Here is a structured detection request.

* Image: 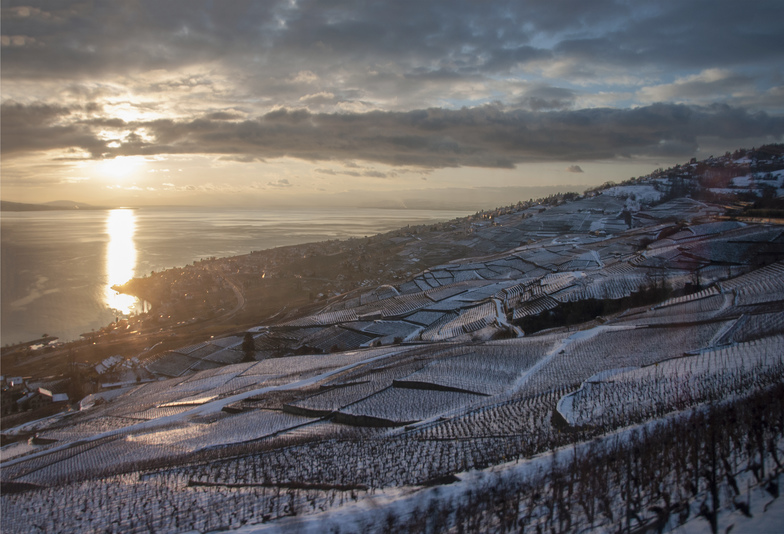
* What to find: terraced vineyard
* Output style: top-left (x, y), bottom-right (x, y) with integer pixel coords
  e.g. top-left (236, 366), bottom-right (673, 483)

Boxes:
top-left (3, 190), bottom-right (784, 533)
top-left (559, 335), bottom-right (784, 428)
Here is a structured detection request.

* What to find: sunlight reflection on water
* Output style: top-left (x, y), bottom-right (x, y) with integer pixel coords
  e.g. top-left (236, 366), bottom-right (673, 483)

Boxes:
top-left (104, 209), bottom-right (140, 315)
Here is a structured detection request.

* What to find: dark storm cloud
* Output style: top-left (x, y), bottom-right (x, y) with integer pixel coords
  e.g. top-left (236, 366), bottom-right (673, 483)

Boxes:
top-left (6, 101), bottom-right (782, 167)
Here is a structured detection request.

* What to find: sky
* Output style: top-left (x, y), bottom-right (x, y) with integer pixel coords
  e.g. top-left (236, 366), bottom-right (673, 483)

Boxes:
top-left (2, 0), bottom-right (784, 208)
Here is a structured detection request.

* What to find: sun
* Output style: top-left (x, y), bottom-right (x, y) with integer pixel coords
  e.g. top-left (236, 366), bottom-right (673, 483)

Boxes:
top-left (95, 156), bottom-right (144, 180)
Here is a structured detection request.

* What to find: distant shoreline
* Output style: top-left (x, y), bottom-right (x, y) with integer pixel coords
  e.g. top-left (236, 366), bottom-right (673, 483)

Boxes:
top-left (1, 201), bottom-right (118, 212)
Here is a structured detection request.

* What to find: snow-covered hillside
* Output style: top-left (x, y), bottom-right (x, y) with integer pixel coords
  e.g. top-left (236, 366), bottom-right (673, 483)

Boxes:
top-left (2, 147), bottom-right (784, 533)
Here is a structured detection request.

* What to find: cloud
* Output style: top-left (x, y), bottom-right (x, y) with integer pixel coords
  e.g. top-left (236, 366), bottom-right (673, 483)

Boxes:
top-left (517, 85), bottom-right (577, 112)
top-left (291, 71), bottom-right (319, 84)
top-left (2, 0), bottom-right (782, 118)
top-left (637, 69), bottom-right (755, 105)
top-left (315, 163), bottom-right (395, 178)
top-left (2, 0), bottom-right (784, 197)
top-left (1, 35), bottom-right (42, 47)
top-left (218, 155), bottom-right (262, 163)
top-left (551, 1), bottom-right (784, 77)
top-left (5, 102), bottom-right (782, 171)
top-left (362, 170), bottom-right (390, 178)
top-left (299, 92), bottom-right (337, 106)
top-left (206, 111), bottom-right (247, 121)
top-left (566, 165), bottom-right (584, 173)
top-left (4, 5), bottom-right (60, 21)
top-left (267, 178), bottom-right (292, 188)
top-left (0, 101), bottom-right (106, 158)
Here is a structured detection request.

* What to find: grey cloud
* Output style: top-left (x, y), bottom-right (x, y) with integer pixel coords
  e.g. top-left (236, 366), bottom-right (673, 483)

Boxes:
top-left (752, 86), bottom-right (784, 112)
top-left (206, 111), bottom-right (247, 121)
top-left (1, 34), bottom-right (43, 47)
top-left (362, 170), bottom-right (390, 178)
top-left (5, 102), bottom-right (782, 169)
top-left (2, 1), bottom-right (283, 77)
top-left (147, 75), bottom-right (217, 93)
top-left (3, 0), bottom-right (782, 114)
top-left (315, 167), bottom-right (360, 177)
top-left (0, 101), bottom-right (106, 157)
top-left (315, 162), bottom-right (393, 178)
top-left (566, 165), bottom-right (584, 173)
top-left (554, 1), bottom-right (784, 76)
top-left (61, 83), bottom-right (117, 103)
top-left (637, 70), bottom-right (757, 106)
top-left (299, 92), bottom-right (337, 105)
top-left (518, 85), bottom-right (577, 111)
top-left (477, 46), bottom-right (555, 74)
top-left (267, 178), bottom-right (292, 188)
top-left (218, 155), bottom-right (261, 162)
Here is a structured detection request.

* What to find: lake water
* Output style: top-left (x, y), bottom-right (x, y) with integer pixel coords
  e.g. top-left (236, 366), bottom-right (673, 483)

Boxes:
top-left (1, 207), bottom-right (471, 345)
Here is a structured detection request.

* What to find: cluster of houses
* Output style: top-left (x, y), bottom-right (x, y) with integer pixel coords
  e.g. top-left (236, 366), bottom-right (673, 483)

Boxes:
top-left (87, 354), bottom-right (154, 389)
top-left (1, 376), bottom-right (69, 416)
top-left (1, 355), bottom-right (146, 417)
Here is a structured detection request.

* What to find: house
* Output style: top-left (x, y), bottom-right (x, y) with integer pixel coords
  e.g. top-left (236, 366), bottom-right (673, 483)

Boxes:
top-left (15, 388), bottom-right (69, 411)
top-left (1, 378), bottom-right (26, 415)
top-left (94, 354), bottom-right (124, 375)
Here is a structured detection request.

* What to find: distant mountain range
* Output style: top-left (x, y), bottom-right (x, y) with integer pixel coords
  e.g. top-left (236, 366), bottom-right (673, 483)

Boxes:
top-left (1, 200), bottom-right (109, 211)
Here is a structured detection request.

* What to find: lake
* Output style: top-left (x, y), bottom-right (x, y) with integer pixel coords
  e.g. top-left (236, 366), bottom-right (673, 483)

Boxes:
top-left (1, 206), bottom-right (471, 345)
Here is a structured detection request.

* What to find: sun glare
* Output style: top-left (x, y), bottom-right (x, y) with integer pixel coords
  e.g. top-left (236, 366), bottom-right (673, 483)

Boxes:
top-left (96, 157), bottom-right (143, 180)
top-left (104, 209), bottom-right (140, 315)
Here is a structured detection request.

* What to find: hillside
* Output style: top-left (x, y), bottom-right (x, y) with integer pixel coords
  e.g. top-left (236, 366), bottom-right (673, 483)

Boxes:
top-left (2, 146), bottom-right (784, 533)
top-left (1, 200), bottom-right (66, 212)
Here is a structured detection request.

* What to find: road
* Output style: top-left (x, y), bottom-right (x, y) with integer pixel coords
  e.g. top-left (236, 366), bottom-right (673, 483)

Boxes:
top-left (200, 266), bottom-right (246, 322)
